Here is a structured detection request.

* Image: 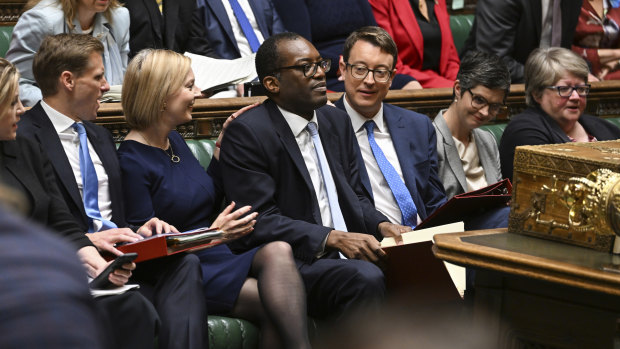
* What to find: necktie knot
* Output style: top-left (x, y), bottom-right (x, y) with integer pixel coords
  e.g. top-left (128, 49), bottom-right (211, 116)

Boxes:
top-left (306, 122), bottom-right (319, 137)
top-left (364, 120), bottom-right (376, 134)
top-left (72, 122), bottom-right (86, 135)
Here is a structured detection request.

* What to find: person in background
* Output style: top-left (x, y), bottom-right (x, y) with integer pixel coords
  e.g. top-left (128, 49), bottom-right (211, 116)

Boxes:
top-left (124, 0), bottom-right (220, 58)
top-left (462, 0), bottom-right (582, 84)
top-left (499, 47), bottom-right (620, 180)
top-left (369, 0), bottom-right (460, 88)
top-left (271, 0), bottom-right (421, 91)
top-left (17, 34), bottom-right (208, 349)
top-left (0, 57), bottom-right (159, 349)
top-left (572, 0), bottom-right (620, 80)
top-left (433, 51), bottom-right (510, 199)
top-left (118, 49), bottom-right (311, 349)
top-left (196, 0), bottom-right (285, 59)
top-left (6, 0), bottom-right (129, 106)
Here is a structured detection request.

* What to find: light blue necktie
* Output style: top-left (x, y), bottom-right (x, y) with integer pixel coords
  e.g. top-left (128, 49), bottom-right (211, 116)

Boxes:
top-left (72, 123), bottom-right (117, 233)
top-left (364, 121), bottom-right (418, 228)
top-left (306, 122), bottom-right (348, 232)
top-left (228, 0), bottom-right (261, 52)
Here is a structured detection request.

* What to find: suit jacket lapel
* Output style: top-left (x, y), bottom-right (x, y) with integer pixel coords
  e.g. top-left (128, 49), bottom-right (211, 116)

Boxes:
top-left (207, 0), bottom-right (239, 54)
top-left (28, 104), bottom-right (86, 219)
top-left (1, 141), bottom-right (40, 207)
top-left (393, 0), bottom-right (423, 62)
top-left (434, 112), bottom-right (468, 193)
top-left (247, 0), bottom-right (269, 37)
top-left (142, 0), bottom-right (163, 44)
top-left (265, 101), bottom-right (322, 223)
top-left (383, 108), bottom-right (426, 216)
top-left (163, 0), bottom-right (179, 49)
top-left (473, 129), bottom-right (499, 184)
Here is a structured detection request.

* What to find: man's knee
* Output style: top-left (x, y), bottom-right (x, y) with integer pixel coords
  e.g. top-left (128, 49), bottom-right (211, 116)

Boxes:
top-left (347, 261), bottom-right (385, 297)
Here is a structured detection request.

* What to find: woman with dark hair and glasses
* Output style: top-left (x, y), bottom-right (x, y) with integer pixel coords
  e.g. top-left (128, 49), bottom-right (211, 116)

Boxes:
top-left (499, 47), bottom-right (620, 180)
top-left (433, 50), bottom-right (510, 199)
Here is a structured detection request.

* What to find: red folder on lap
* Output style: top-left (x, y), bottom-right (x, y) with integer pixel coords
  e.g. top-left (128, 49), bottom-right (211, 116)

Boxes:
top-left (117, 227), bottom-right (224, 262)
top-left (415, 178), bottom-right (512, 230)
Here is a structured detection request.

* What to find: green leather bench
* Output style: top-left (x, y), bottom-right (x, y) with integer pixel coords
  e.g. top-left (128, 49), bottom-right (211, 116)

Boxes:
top-left (449, 14), bottom-right (474, 53)
top-left (0, 26), bottom-right (13, 58)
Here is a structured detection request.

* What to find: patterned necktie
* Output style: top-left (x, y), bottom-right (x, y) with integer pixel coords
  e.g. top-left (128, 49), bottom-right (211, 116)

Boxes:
top-left (306, 122), bottom-right (348, 232)
top-left (228, 0), bottom-right (261, 52)
top-left (551, 0), bottom-right (562, 46)
top-left (364, 121), bottom-right (417, 228)
top-left (72, 123), bottom-right (117, 232)
top-left (156, 0), bottom-right (163, 13)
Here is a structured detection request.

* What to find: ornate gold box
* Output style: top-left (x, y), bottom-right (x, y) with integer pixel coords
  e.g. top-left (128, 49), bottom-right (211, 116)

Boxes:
top-left (509, 140), bottom-right (620, 252)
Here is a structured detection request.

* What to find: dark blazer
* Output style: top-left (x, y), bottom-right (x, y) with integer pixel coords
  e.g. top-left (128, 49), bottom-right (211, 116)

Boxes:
top-left (196, 0), bottom-right (285, 59)
top-left (17, 102), bottom-right (128, 232)
top-left (124, 0), bottom-right (219, 58)
top-left (462, 0), bottom-right (582, 83)
top-left (335, 98), bottom-right (446, 220)
top-left (499, 106), bottom-right (620, 180)
top-left (0, 137), bottom-right (92, 249)
top-left (220, 99), bottom-right (388, 263)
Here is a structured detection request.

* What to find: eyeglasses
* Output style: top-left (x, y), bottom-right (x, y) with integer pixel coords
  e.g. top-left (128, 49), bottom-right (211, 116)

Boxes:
top-left (274, 59), bottom-right (331, 78)
top-left (346, 63), bottom-right (392, 83)
top-left (545, 84), bottom-right (590, 97)
top-left (465, 89), bottom-right (507, 117)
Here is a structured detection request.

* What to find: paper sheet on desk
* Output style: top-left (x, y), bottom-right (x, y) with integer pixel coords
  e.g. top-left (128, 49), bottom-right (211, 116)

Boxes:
top-left (381, 222), bottom-right (466, 297)
top-left (89, 283), bottom-right (139, 298)
top-left (185, 52), bottom-right (257, 92)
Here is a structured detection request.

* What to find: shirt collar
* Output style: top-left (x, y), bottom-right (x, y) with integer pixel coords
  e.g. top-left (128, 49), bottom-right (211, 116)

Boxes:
top-left (41, 100), bottom-right (80, 135)
top-left (342, 97), bottom-right (385, 133)
top-left (277, 105), bottom-right (319, 137)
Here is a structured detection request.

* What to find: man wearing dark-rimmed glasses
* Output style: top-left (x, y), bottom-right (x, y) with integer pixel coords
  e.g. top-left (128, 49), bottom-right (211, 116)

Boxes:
top-left (220, 32), bottom-right (411, 320)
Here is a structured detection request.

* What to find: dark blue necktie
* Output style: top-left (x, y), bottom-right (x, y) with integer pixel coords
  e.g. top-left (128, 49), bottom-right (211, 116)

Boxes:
top-left (364, 121), bottom-right (418, 228)
top-left (73, 123), bottom-right (117, 232)
top-left (306, 122), bottom-right (348, 232)
top-left (228, 0), bottom-right (261, 52)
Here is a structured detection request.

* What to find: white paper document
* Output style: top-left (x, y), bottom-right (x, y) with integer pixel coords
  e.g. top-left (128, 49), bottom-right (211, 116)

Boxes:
top-left (184, 52), bottom-right (258, 92)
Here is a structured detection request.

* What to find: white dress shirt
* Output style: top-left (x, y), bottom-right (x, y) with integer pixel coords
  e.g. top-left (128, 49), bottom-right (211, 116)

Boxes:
top-left (343, 98), bottom-right (421, 225)
top-left (221, 0), bottom-right (266, 56)
top-left (42, 101), bottom-right (113, 232)
top-left (278, 106), bottom-right (337, 231)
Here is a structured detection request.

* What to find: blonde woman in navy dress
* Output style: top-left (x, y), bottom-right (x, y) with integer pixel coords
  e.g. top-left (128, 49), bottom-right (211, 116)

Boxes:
top-left (117, 49), bottom-right (311, 349)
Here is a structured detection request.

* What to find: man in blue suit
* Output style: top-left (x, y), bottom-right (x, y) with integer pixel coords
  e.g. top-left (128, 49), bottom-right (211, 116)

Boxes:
top-left (196, 0), bottom-right (285, 59)
top-left (220, 32), bottom-right (410, 319)
top-left (335, 26), bottom-right (447, 225)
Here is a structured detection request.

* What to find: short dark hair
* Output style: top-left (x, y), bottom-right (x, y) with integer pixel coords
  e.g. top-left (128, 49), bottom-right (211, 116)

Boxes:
top-left (457, 51), bottom-right (511, 101)
top-left (256, 32), bottom-right (304, 83)
top-left (342, 26), bottom-right (398, 69)
top-left (33, 34), bottom-right (104, 97)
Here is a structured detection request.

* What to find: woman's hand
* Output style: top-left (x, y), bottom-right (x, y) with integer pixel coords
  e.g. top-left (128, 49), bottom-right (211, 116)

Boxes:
top-left (214, 102), bottom-right (260, 160)
top-left (211, 201), bottom-right (258, 241)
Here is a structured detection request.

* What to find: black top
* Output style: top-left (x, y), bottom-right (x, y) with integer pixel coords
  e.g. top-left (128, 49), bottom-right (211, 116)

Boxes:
top-left (410, 0), bottom-right (441, 71)
top-left (498, 106), bottom-right (620, 180)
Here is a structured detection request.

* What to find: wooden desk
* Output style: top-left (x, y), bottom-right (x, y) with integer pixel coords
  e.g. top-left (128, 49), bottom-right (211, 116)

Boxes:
top-left (433, 229), bottom-right (620, 349)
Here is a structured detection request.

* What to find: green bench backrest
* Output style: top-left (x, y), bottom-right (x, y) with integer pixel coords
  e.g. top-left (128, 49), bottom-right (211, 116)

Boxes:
top-left (449, 14), bottom-right (474, 53)
top-left (0, 26), bottom-right (13, 58)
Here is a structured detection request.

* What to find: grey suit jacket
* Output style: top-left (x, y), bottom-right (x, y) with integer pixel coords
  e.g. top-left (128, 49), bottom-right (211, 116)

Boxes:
top-left (6, 0), bottom-right (129, 106)
top-left (433, 110), bottom-right (501, 199)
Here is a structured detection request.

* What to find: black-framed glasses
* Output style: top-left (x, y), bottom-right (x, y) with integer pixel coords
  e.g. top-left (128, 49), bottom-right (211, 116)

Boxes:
top-left (545, 84), bottom-right (590, 97)
top-left (466, 89), bottom-right (507, 116)
top-left (346, 63), bottom-right (392, 83)
top-left (274, 59), bottom-right (331, 78)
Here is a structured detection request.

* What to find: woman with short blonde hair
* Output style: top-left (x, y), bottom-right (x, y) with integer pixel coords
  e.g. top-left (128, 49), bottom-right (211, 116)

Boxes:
top-left (118, 49), bottom-right (312, 349)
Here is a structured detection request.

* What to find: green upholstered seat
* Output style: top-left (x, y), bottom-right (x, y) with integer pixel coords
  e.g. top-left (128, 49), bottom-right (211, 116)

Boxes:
top-left (0, 26), bottom-right (13, 58)
top-left (449, 14), bottom-right (474, 54)
top-left (479, 123), bottom-right (508, 146)
top-left (185, 138), bottom-right (216, 170)
top-left (208, 316), bottom-right (259, 349)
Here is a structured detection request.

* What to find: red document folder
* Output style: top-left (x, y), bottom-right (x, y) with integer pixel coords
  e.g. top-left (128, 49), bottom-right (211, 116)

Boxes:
top-left (117, 227), bottom-right (224, 263)
top-left (415, 178), bottom-right (512, 230)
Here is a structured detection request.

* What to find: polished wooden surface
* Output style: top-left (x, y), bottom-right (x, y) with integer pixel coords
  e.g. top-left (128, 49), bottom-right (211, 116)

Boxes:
top-left (432, 229), bottom-right (620, 296)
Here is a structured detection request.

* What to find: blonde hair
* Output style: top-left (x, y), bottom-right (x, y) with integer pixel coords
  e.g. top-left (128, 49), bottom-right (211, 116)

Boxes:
top-left (524, 47), bottom-right (589, 107)
top-left (0, 58), bottom-right (20, 114)
top-left (25, 0), bottom-right (122, 30)
top-left (122, 49), bottom-right (192, 130)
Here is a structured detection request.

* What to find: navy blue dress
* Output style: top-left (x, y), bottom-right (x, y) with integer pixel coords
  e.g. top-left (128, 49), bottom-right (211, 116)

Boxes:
top-left (118, 131), bottom-right (258, 314)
